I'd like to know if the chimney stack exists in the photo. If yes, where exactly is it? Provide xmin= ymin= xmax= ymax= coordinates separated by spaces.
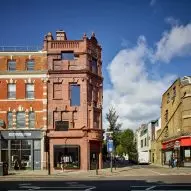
xmin=56 ymin=30 xmax=67 ymax=40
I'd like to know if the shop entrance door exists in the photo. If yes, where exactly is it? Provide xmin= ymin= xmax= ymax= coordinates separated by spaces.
xmin=90 ymin=152 xmax=99 ymax=170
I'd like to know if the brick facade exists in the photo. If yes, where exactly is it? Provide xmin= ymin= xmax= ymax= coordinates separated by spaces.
xmin=154 ymin=77 xmax=191 ymax=166
xmin=0 ymin=52 xmax=48 ymax=170
xmin=44 ymin=31 xmax=103 ymax=172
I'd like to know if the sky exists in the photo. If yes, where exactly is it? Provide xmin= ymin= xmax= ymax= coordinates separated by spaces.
xmin=0 ymin=0 xmax=191 ymax=130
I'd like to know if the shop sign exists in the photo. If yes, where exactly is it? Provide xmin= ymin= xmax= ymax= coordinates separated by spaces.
xmin=165 ymin=141 xmax=175 ymax=149
xmin=0 ymin=130 xmax=42 ymax=139
xmin=8 ymin=132 xmax=31 ymax=137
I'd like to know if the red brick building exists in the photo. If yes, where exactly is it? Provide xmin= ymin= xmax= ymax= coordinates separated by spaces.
xmin=0 ymin=49 xmax=48 ymax=170
xmin=44 ymin=30 xmax=103 ymax=172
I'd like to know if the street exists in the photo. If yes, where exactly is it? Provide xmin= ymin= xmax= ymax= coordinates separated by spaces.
xmin=0 ymin=176 xmax=191 ymax=191
xmin=0 ymin=165 xmax=191 ymax=190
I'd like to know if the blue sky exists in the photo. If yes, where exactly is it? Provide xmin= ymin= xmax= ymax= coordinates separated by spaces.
xmin=1 ymin=0 xmax=191 ymax=129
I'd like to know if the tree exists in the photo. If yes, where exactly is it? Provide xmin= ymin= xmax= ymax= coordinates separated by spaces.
xmin=120 ymin=129 xmax=137 ymax=160
xmin=105 ymin=107 xmax=122 ymax=148
xmin=116 ymin=144 xmax=124 ymax=156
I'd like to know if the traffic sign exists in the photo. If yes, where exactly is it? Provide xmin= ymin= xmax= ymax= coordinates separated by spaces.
xmin=107 ymin=139 xmax=113 ymax=153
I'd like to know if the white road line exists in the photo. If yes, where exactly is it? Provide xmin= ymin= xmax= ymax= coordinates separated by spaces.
xmin=148 ymin=169 xmax=165 ymax=175
xmin=145 ymin=185 xmax=156 ymax=190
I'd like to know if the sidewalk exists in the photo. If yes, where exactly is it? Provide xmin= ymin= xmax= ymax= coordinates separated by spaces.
xmin=150 ymin=163 xmax=191 ymax=170
xmin=2 ymin=166 xmax=133 ymax=179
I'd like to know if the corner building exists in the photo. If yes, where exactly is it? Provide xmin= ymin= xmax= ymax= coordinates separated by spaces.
xmin=156 ymin=77 xmax=191 ymax=167
xmin=0 ymin=49 xmax=48 ymax=170
xmin=44 ymin=30 xmax=103 ymax=172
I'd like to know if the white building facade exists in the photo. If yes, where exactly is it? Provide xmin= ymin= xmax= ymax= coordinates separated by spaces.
xmin=135 ymin=118 xmax=161 ymax=164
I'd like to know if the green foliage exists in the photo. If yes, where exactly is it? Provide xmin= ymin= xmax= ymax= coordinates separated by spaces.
xmin=116 ymin=144 xmax=124 ymax=156
xmin=105 ymin=107 xmax=122 ymax=147
xmin=120 ymin=129 xmax=138 ymax=160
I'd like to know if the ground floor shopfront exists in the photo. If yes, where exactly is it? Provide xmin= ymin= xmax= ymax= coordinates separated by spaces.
xmin=0 ymin=130 xmax=45 ymax=170
xmin=162 ymin=136 xmax=191 ymax=167
xmin=48 ymin=136 xmax=102 ymax=172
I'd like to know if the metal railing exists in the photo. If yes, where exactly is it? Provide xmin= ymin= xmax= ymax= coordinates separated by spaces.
xmin=0 ymin=46 xmax=42 ymax=52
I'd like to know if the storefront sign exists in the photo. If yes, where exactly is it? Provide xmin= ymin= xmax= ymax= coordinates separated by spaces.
xmin=185 ymin=149 xmax=190 ymax=158
xmin=0 ymin=130 xmax=42 ymax=139
xmin=8 ymin=132 xmax=32 ymax=137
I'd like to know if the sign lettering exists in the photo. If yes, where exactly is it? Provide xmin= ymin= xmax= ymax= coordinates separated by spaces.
xmin=8 ymin=132 xmax=32 ymax=137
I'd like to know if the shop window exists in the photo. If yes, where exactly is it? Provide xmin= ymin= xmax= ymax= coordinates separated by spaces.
xmin=16 ymin=112 xmax=26 ymax=128
xmin=29 ymin=111 xmax=35 ymax=128
xmin=7 ymin=111 xmax=13 ymax=128
xmin=26 ymin=84 xmax=34 ymax=99
xmin=55 ymin=121 xmax=69 ymax=131
xmin=61 ymin=52 xmax=74 ymax=60
xmin=54 ymin=145 xmax=80 ymax=169
xmin=8 ymin=60 xmax=16 ymax=71
xmin=8 ymin=84 xmax=16 ymax=99
xmin=26 ymin=60 xmax=35 ymax=71
xmin=53 ymin=83 xmax=62 ymax=99
xmin=91 ymin=58 xmax=98 ymax=74
xmin=70 ymin=83 xmax=80 ymax=106
xmin=10 ymin=140 xmax=32 ymax=170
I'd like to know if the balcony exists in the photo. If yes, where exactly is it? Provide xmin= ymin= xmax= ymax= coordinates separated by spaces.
xmin=50 ymin=41 xmax=81 ymax=49
xmin=53 ymin=60 xmax=88 ymax=71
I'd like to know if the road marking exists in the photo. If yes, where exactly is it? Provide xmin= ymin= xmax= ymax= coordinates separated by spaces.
xmin=145 ymin=185 xmax=156 ymax=190
xmin=148 ymin=170 xmax=165 ymax=175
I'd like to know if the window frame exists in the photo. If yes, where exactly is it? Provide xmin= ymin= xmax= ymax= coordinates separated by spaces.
xmin=26 ymin=83 xmax=34 ymax=99
xmin=53 ymin=82 xmax=62 ymax=100
xmin=28 ymin=111 xmax=35 ymax=128
xmin=16 ymin=111 xmax=26 ymax=128
xmin=55 ymin=120 xmax=69 ymax=131
xmin=91 ymin=58 xmax=98 ymax=74
xmin=7 ymin=111 xmax=13 ymax=128
xmin=61 ymin=52 xmax=74 ymax=60
xmin=26 ymin=60 xmax=35 ymax=71
xmin=7 ymin=60 xmax=16 ymax=71
xmin=7 ymin=83 xmax=16 ymax=99
xmin=69 ymin=83 xmax=80 ymax=106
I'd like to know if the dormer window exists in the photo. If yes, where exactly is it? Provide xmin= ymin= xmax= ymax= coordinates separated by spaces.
xmin=61 ymin=52 xmax=74 ymax=60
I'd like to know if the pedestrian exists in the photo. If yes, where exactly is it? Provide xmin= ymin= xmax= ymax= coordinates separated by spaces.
xmin=170 ymin=155 xmax=174 ymax=168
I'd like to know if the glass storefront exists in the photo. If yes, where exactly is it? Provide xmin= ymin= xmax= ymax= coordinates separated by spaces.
xmin=54 ymin=145 xmax=80 ymax=169
xmin=0 ymin=139 xmax=41 ymax=170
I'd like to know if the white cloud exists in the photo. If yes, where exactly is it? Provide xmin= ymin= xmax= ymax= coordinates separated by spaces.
xmin=165 ymin=16 xmax=180 ymax=26
xmin=155 ymin=23 xmax=191 ymax=63
xmin=103 ymin=22 xmax=191 ymax=131
xmin=103 ymin=36 xmax=176 ymax=130
xmin=150 ymin=0 xmax=156 ymax=6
